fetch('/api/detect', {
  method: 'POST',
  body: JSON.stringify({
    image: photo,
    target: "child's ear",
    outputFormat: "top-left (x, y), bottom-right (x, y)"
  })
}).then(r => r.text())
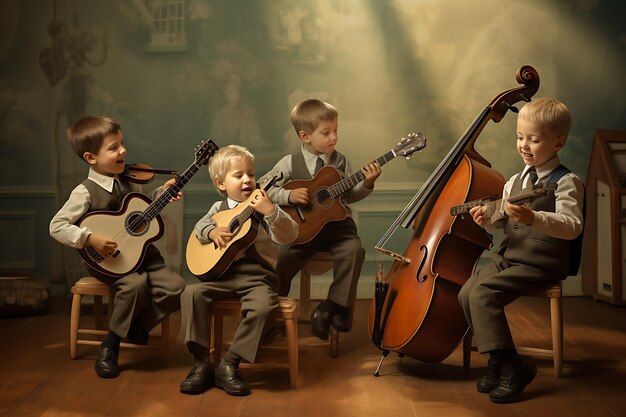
top-left (298, 130), bottom-right (310, 143)
top-left (555, 135), bottom-right (566, 151)
top-left (215, 177), bottom-right (226, 192)
top-left (83, 152), bottom-right (97, 165)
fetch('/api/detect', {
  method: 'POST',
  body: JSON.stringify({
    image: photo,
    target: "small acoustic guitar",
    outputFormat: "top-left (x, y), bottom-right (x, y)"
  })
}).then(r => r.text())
top-left (185, 173), bottom-right (281, 281)
top-left (281, 133), bottom-right (427, 244)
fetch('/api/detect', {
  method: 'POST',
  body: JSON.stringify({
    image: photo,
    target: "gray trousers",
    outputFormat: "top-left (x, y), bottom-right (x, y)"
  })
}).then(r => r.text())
top-left (276, 218), bottom-right (365, 308)
top-left (107, 266), bottom-right (186, 338)
top-left (458, 252), bottom-right (564, 353)
top-left (181, 258), bottom-right (278, 363)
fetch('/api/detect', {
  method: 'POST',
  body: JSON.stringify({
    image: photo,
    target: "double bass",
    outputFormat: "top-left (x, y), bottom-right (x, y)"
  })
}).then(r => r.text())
top-left (368, 66), bottom-right (540, 374)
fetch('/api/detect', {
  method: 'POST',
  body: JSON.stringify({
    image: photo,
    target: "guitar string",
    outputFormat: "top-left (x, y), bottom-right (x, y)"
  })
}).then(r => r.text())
top-left (324, 150), bottom-right (394, 201)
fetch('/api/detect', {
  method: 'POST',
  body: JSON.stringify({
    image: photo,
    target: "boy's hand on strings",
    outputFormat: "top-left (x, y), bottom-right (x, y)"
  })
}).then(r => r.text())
top-left (362, 162), bottom-right (382, 189)
top-left (505, 202), bottom-right (535, 225)
top-left (288, 188), bottom-right (310, 205)
top-left (470, 206), bottom-right (489, 227)
top-left (86, 233), bottom-right (118, 257)
top-left (209, 227), bottom-right (233, 248)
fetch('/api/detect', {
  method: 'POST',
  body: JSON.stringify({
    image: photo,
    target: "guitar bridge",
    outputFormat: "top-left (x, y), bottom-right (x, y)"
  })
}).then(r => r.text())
top-left (84, 247), bottom-right (104, 263)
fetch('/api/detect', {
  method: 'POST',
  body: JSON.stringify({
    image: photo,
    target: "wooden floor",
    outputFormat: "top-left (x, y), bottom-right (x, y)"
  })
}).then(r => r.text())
top-left (1, 295), bottom-right (625, 417)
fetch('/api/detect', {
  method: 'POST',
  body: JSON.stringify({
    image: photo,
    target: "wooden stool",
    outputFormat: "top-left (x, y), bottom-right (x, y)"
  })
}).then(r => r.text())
top-left (299, 252), bottom-right (339, 358)
top-left (211, 296), bottom-right (299, 388)
top-left (462, 281), bottom-right (564, 377)
top-left (69, 277), bottom-right (170, 362)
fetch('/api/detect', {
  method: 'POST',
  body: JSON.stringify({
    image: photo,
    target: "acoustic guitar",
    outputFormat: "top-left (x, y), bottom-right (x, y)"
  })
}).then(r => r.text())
top-left (185, 173), bottom-right (281, 281)
top-left (281, 133), bottom-right (426, 244)
top-left (77, 140), bottom-right (219, 279)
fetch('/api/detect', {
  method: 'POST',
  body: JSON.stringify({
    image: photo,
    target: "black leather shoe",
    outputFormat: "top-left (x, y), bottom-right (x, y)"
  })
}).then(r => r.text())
top-left (180, 365), bottom-right (215, 394)
top-left (331, 305), bottom-right (352, 333)
top-left (489, 359), bottom-right (537, 403)
top-left (476, 358), bottom-right (502, 393)
top-left (310, 304), bottom-right (331, 340)
top-left (214, 364), bottom-right (250, 396)
top-left (95, 345), bottom-right (120, 379)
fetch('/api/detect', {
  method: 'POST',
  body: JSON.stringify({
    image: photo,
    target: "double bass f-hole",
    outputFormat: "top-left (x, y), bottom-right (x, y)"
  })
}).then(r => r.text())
top-left (416, 245), bottom-right (428, 283)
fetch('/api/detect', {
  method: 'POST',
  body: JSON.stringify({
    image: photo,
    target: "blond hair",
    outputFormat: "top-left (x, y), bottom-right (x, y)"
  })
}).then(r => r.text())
top-left (67, 116), bottom-right (122, 161)
top-left (289, 99), bottom-right (338, 135)
top-left (208, 145), bottom-right (255, 195)
top-left (519, 97), bottom-right (571, 138)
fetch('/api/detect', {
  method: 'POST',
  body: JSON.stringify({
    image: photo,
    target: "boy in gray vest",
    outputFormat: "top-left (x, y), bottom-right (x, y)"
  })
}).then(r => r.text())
top-left (179, 145), bottom-right (298, 396)
top-left (261, 99), bottom-right (381, 340)
top-left (49, 116), bottom-right (186, 379)
top-left (458, 98), bottom-right (585, 403)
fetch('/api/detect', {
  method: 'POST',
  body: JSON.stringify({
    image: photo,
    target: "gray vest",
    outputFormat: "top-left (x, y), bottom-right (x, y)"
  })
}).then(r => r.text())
top-left (290, 150), bottom-right (347, 179)
top-left (81, 177), bottom-right (130, 212)
top-left (497, 169), bottom-right (572, 277)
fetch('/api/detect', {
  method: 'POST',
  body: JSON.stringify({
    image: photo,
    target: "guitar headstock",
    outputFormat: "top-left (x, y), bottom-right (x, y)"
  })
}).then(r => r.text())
top-left (195, 140), bottom-right (220, 166)
top-left (393, 132), bottom-right (427, 159)
top-left (260, 171), bottom-right (283, 191)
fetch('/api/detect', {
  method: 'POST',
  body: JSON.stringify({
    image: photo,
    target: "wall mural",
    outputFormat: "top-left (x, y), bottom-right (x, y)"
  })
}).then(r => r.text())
top-left (0, 0), bottom-right (625, 286)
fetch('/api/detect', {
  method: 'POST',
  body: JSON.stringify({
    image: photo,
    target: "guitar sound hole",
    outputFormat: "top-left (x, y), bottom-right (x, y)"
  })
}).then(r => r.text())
top-left (315, 187), bottom-right (332, 208)
top-left (125, 212), bottom-right (149, 236)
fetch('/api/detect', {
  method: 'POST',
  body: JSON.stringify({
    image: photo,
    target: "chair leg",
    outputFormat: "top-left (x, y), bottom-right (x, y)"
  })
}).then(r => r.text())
top-left (160, 314), bottom-right (170, 364)
top-left (212, 313), bottom-right (224, 366)
top-left (462, 330), bottom-right (472, 371)
top-left (551, 296), bottom-right (563, 378)
top-left (299, 270), bottom-right (311, 320)
top-left (70, 293), bottom-right (81, 359)
top-left (285, 315), bottom-right (299, 388)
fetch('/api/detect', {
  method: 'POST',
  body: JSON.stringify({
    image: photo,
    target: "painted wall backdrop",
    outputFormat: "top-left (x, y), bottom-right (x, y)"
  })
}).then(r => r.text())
top-left (0, 0), bottom-right (625, 295)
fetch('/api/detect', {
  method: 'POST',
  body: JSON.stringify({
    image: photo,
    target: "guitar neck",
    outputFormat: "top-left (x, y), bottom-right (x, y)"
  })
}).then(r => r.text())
top-left (329, 150), bottom-right (395, 198)
top-left (141, 160), bottom-right (202, 221)
top-left (450, 198), bottom-right (497, 216)
top-left (451, 188), bottom-right (547, 216)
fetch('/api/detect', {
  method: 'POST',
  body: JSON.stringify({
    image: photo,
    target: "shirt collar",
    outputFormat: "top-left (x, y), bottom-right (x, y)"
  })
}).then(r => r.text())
top-left (523, 155), bottom-right (561, 180)
top-left (226, 197), bottom-right (240, 209)
top-left (301, 144), bottom-right (328, 165)
top-left (87, 167), bottom-right (118, 193)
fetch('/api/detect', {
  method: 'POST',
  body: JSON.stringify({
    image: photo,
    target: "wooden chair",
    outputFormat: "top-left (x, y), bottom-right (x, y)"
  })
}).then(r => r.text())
top-left (462, 281), bottom-right (563, 377)
top-left (69, 277), bottom-right (170, 362)
top-left (298, 252), bottom-right (339, 358)
top-left (210, 296), bottom-right (299, 388)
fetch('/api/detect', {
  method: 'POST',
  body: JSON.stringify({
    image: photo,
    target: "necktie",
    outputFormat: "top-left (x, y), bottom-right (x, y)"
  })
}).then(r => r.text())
top-left (314, 157), bottom-right (324, 175)
top-left (112, 179), bottom-right (123, 201)
top-left (527, 167), bottom-right (538, 185)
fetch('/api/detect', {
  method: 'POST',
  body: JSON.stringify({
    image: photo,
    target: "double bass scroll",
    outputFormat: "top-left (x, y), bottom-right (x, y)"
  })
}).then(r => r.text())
top-left (368, 66), bottom-right (540, 368)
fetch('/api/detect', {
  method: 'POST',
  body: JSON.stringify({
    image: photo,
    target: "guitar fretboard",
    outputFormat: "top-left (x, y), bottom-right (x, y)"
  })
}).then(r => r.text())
top-left (139, 161), bottom-right (202, 223)
top-left (326, 150), bottom-right (396, 199)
